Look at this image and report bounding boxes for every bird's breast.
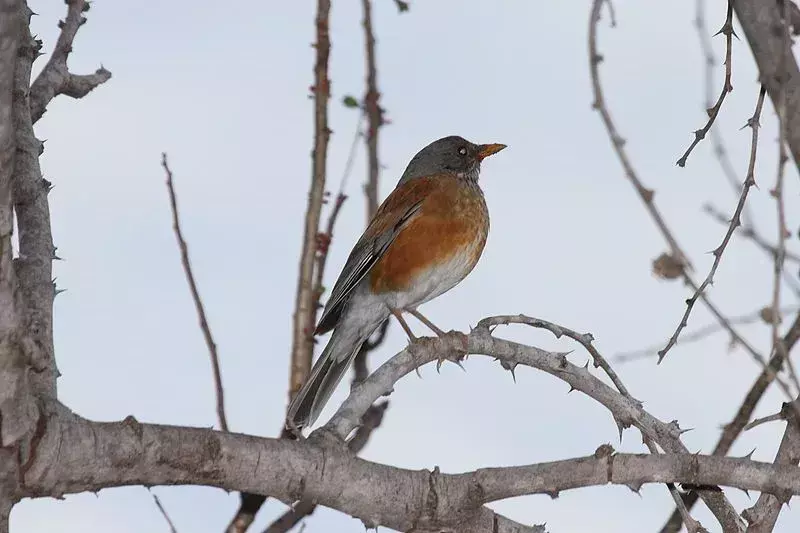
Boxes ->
[369,177,489,308]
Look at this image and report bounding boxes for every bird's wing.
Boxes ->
[315,177,437,335]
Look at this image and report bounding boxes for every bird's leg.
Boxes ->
[390,309,417,341]
[408,308,447,337]
[390,309,426,378]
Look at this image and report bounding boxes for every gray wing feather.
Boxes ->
[315,200,423,335]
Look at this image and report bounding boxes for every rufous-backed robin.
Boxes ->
[287,135,506,430]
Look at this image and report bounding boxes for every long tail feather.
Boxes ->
[286,331,365,431]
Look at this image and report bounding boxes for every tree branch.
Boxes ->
[21,405,800,532]
[742,400,800,532]
[28,0,111,124]
[733,0,800,174]
[676,0,735,168]
[320,317,742,531]
[289,0,331,402]
[11,3,58,397]
[659,312,800,532]
[162,153,229,432]
[588,0,763,375]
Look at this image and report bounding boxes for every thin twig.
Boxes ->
[588,0,691,270]
[613,305,800,364]
[702,204,800,264]
[695,0,758,229]
[659,87,767,364]
[162,153,229,433]
[744,411,786,431]
[588,0,772,379]
[152,493,178,533]
[677,0,735,167]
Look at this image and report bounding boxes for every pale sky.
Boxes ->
[11,0,800,532]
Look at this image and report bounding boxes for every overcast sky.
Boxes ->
[10,0,800,532]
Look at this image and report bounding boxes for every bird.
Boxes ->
[286,135,506,431]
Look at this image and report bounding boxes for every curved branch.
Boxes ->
[321,317,743,530]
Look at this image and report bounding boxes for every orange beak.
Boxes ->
[476,143,507,161]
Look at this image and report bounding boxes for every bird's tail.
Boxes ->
[286,328,367,431]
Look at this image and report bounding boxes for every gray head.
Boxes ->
[397,135,506,185]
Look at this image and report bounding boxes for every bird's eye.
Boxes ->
[458,147,467,156]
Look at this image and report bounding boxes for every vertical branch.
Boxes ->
[162,153,229,432]
[11,3,58,396]
[227,3,333,532]
[361,0,381,219]
[289,0,332,400]
[771,0,799,395]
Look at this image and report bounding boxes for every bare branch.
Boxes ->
[478,315,631,397]
[322,318,742,530]
[742,400,800,532]
[28,0,111,124]
[361,0,381,220]
[733,0,800,174]
[613,305,800,364]
[696,0,755,225]
[676,0,735,167]
[769,0,799,398]
[162,153,229,433]
[12,2,58,396]
[703,204,800,265]
[660,86,767,364]
[289,0,332,401]
[659,312,800,533]
[588,0,691,270]
[588,0,775,387]
[261,402,388,533]
[152,493,178,533]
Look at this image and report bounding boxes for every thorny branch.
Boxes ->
[659,312,800,533]
[162,153,229,432]
[321,317,743,531]
[703,204,800,264]
[478,315,705,530]
[612,305,800,364]
[588,0,771,375]
[742,399,800,532]
[696,0,754,225]
[676,0,735,167]
[660,87,768,365]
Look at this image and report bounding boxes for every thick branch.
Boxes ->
[28,0,111,124]
[11,4,57,396]
[21,407,800,532]
[25,407,543,533]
